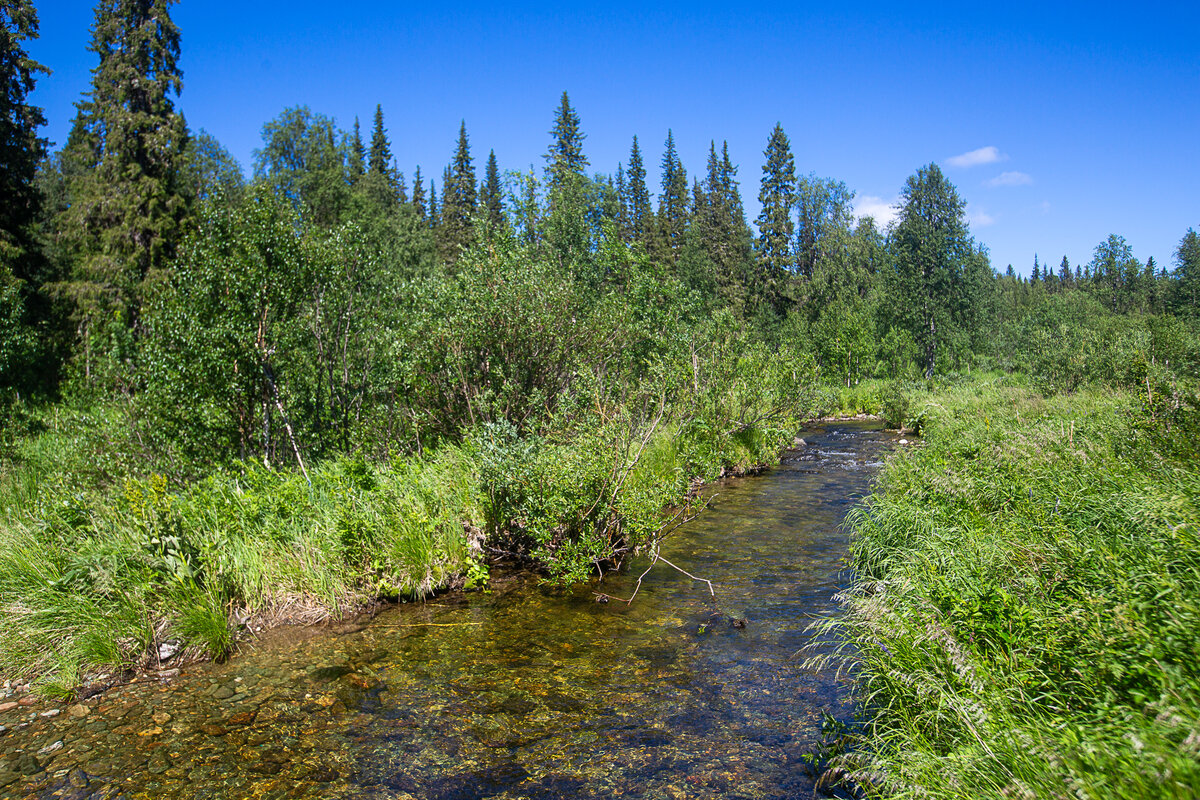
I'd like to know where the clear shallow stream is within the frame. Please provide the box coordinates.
[0,421,893,800]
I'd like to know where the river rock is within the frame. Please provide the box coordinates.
[67,768,90,789]
[68,704,90,718]
[158,641,182,661]
[152,711,171,725]
[37,740,63,756]
[16,753,42,775]
[0,701,16,712]
[211,685,235,700]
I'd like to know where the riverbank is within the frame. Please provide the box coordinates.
[0,421,895,799]
[0,381,855,697]
[824,376,1200,798]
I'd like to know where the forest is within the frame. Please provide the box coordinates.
[2,1,1200,798]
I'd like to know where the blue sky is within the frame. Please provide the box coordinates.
[27,1,1200,275]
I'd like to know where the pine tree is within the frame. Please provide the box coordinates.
[656,130,688,264]
[1172,229,1199,315]
[63,0,189,350]
[0,0,50,390]
[756,123,796,274]
[481,149,503,228]
[349,117,365,183]
[544,91,587,192]
[440,121,477,260]
[624,135,652,247]
[1058,256,1072,287]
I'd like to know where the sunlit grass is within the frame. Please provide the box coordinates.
[815,377,1200,798]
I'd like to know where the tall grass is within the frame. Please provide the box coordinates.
[817,377,1200,798]
[0,433,484,689]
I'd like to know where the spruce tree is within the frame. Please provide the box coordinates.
[0,0,50,390]
[544,90,587,192]
[889,163,983,378]
[1172,229,1199,315]
[614,162,629,240]
[349,117,365,183]
[1058,255,1072,287]
[411,166,426,218]
[440,121,477,260]
[427,179,439,230]
[481,149,503,228]
[683,141,753,306]
[64,0,189,350]
[624,135,652,247]
[369,104,392,175]
[656,130,688,264]
[394,162,408,203]
[756,123,796,274]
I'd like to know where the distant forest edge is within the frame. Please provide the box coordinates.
[3,0,1198,411]
[1,1,1199,694]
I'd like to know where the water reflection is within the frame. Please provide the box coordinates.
[0,422,892,800]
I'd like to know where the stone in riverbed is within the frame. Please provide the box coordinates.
[211,685,235,700]
[68,704,89,718]
[16,753,42,774]
[0,701,17,712]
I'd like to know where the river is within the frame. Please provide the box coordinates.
[0,420,893,800]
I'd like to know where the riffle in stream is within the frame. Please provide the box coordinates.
[0,421,893,800]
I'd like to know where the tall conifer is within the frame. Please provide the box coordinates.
[369,104,392,176]
[440,121,477,260]
[544,91,587,193]
[64,0,189,346]
[349,117,365,182]
[756,123,796,274]
[625,135,652,247]
[0,0,51,389]
[481,149,503,228]
[656,130,688,264]
[411,166,426,218]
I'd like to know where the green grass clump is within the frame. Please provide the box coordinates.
[820,377,1200,798]
[0,442,483,686]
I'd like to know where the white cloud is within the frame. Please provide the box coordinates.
[986,171,1033,187]
[947,146,1006,168]
[854,195,899,227]
[967,207,996,227]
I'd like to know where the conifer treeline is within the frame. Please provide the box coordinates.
[2,0,1199,403]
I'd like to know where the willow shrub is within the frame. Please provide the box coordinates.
[819,377,1200,799]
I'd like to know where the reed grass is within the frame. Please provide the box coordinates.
[817,377,1200,799]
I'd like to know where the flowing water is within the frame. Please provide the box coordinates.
[0,421,893,800]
